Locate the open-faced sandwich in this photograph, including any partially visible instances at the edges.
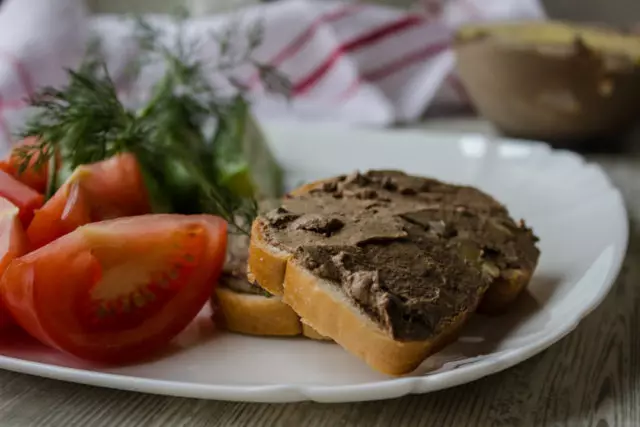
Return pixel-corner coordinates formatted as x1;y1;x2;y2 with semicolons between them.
247;170;540;375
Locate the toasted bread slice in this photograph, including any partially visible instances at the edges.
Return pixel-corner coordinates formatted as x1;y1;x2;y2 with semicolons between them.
213;284;301;337
288;172;538;314
248;170;539;375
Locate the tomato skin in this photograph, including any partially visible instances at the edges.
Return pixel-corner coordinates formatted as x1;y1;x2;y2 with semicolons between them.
26;171;93;250
1;214;227;363
27;154;150;249
0;170;44;227
0;137;51;193
0;197;30;328
77;153;150;220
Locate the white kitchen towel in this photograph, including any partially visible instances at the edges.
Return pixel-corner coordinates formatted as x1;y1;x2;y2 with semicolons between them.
0;0;545;150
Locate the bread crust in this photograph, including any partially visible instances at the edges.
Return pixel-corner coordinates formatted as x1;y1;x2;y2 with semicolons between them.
249;218;472;376
301;320;331;341
247;220;288;296
288;177;535;315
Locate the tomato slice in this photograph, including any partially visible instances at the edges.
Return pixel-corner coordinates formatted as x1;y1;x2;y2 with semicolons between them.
0;169;44;227
1;214;227;363
0;137;51;193
27;153;150;249
0;198;30;328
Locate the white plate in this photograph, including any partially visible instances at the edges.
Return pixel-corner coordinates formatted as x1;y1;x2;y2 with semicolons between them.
0;122;628;403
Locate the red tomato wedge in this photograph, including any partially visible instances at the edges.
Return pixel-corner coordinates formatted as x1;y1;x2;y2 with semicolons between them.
0;198;30;328
27;153;150;249
0;169;44;227
1;214;227;363
0;137;51;193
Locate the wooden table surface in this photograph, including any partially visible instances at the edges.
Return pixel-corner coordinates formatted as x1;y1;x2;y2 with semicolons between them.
0;122;639;427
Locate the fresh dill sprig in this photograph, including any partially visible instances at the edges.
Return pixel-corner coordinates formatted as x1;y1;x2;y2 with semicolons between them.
15;13;289;235
17;61;144;198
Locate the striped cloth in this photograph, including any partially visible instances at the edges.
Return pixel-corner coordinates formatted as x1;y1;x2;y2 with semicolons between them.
0;0;545;151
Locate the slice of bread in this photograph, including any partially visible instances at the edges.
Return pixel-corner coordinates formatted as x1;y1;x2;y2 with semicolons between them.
213;277;301;337
248;170;539;375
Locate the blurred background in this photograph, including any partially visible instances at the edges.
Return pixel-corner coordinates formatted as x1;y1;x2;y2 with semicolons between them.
85;0;640;24
1;0;639;153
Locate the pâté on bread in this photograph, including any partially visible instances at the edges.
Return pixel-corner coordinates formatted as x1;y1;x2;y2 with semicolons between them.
247;170;540;375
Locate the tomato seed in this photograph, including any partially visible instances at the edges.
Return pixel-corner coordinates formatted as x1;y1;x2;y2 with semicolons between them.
96;305;107;318
133;292;146;308
143;289;156;302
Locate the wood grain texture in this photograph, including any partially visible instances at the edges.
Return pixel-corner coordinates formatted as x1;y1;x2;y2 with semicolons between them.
0;155;638;427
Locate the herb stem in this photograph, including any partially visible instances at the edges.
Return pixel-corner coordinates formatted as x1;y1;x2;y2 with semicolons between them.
136;74;172;120
45;154;58;200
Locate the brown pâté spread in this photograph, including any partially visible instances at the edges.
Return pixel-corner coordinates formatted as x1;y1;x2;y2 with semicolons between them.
260;170;540;341
220;234;271;297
